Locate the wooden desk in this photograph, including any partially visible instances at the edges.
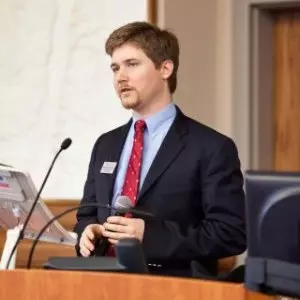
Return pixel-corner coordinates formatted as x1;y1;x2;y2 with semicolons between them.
0;269;275;300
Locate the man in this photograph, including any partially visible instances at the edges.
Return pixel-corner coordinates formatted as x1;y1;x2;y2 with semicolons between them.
74;21;246;277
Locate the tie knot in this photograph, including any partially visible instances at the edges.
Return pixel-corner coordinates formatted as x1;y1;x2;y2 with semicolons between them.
134;120;146;133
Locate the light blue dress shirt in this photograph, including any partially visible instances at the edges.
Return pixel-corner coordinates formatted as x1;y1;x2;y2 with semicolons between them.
112;102;177;205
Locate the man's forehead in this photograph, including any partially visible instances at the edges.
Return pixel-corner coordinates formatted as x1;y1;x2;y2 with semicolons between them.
111;44;146;63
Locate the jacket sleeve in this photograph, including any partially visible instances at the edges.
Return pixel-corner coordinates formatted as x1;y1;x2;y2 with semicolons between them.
142;138;246;261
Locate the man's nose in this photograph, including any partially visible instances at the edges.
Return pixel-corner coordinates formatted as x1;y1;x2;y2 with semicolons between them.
116;68;128;82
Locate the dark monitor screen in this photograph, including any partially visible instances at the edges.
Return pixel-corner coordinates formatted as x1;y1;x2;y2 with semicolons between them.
245;170;300;264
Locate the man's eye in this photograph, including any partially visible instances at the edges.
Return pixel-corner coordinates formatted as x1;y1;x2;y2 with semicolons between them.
128;62;138;67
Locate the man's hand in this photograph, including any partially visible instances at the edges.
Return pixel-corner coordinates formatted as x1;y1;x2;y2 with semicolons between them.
79;224;104;257
102;216;145;245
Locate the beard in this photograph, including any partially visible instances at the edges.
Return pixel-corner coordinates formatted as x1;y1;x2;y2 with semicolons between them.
119;90;140;109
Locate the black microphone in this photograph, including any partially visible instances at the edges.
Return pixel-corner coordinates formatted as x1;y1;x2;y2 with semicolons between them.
6;137;72;269
61;138;72;150
92;195;133;257
0;162;13;168
26;200;154;269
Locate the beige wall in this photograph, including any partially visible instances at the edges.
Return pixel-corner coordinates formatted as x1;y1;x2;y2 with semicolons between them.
215;0;234;138
158;0;238;161
159;0;217;129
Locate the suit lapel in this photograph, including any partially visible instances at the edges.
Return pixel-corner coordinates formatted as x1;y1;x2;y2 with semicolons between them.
138;108;188;201
102;120;132;205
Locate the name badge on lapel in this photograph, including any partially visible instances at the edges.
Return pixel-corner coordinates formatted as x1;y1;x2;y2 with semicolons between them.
100;162;117;174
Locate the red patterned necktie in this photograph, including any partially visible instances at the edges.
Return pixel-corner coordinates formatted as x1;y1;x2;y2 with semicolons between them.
106;120;146;257
121;120;146;206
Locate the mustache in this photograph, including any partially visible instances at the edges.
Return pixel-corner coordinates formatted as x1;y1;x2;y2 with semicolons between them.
118;85;135;92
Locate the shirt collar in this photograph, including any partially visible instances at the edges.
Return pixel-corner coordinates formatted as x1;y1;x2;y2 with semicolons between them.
132;102;176;136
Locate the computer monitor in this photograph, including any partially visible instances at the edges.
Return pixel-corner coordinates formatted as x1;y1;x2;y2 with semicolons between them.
245;170;300;263
245;170;300;297
0;165;76;245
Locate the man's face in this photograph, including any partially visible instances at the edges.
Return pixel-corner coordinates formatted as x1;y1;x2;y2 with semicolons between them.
110;43;167;113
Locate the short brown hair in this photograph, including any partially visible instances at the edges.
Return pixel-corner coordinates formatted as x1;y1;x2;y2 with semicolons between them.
105;21;179;94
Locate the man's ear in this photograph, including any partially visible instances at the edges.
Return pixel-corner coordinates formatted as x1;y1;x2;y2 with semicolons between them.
160;60;174;80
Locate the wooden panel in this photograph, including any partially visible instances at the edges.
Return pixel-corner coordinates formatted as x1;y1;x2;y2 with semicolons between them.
0;269;275;300
273;10;300;170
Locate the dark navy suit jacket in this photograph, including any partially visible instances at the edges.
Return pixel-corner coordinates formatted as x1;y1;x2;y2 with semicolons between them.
74;107;246;276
